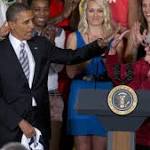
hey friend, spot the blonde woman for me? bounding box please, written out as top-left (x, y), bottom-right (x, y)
top-left (66, 0), bottom-right (113, 150)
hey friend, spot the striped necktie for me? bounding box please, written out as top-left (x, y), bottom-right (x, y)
top-left (19, 42), bottom-right (30, 81)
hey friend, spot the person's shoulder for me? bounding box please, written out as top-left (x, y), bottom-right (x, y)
top-left (55, 26), bottom-right (65, 36)
top-left (66, 32), bottom-right (77, 49)
top-left (0, 38), bottom-right (12, 56)
top-left (29, 35), bottom-right (50, 44)
top-left (46, 24), bottom-right (65, 37)
top-left (31, 35), bottom-right (47, 41)
top-left (67, 32), bottom-right (76, 41)
top-left (0, 37), bottom-right (9, 47)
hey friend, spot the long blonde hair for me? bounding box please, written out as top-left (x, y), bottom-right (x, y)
top-left (78, 0), bottom-right (112, 36)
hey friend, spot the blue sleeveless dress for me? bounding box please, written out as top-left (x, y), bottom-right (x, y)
top-left (67, 31), bottom-right (112, 136)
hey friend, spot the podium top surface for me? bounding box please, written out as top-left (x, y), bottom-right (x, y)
top-left (76, 89), bottom-right (150, 117)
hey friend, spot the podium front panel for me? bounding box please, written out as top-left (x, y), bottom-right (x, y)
top-left (76, 89), bottom-right (150, 131)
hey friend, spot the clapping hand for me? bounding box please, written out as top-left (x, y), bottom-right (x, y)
top-left (107, 0), bottom-right (117, 3)
top-left (41, 26), bottom-right (56, 45)
top-left (97, 27), bottom-right (120, 48)
top-left (97, 27), bottom-right (129, 50)
top-left (48, 0), bottom-right (80, 25)
top-left (144, 43), bottom-right (150, 64)
top-left (111, 29), bottom-right (129, 48)
top-left (63, 0), bottom-right (80, 18)
top-left (129, 21), bottom-right (147, 48)
top-left (108, 30), bottom-right (129, 55)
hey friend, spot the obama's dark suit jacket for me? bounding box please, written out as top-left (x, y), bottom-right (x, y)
top-left (0, 36), bottom-right (105, 148)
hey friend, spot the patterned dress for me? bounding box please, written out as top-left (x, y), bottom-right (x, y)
top-left (106, 53), bottom-right (150, 147)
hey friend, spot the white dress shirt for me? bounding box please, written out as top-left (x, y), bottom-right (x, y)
top-left (47, 29), bottom-right (65, 91)
top-left (9, 33), bottom-right (37, 106)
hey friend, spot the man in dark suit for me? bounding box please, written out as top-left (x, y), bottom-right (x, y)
top-left (0, 3), bottom-right (108, 149)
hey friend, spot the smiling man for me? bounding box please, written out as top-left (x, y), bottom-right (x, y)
top-left (0, 2), bottom-right (110, 149)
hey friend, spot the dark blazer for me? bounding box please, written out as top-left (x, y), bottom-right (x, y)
top-left (0, 36), bottom-right (105, 147)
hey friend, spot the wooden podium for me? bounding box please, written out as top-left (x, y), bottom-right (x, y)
top-left (107, 131), bottom-right (134, 150)
top-left (76, 88), bottom-right (150, 150)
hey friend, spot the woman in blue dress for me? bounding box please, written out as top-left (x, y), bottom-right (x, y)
top-left (66, 0), bottom-right (113, 149)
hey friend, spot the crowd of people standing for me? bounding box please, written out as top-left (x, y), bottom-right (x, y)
top-left (1, 0), bottom-right (150, 150)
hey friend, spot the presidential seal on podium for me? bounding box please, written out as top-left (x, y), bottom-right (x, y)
top-left (107, 85), bottom-right (138, 115)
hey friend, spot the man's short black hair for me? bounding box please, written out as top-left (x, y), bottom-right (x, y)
top-left (6, 3), bottom-right (31, 21)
